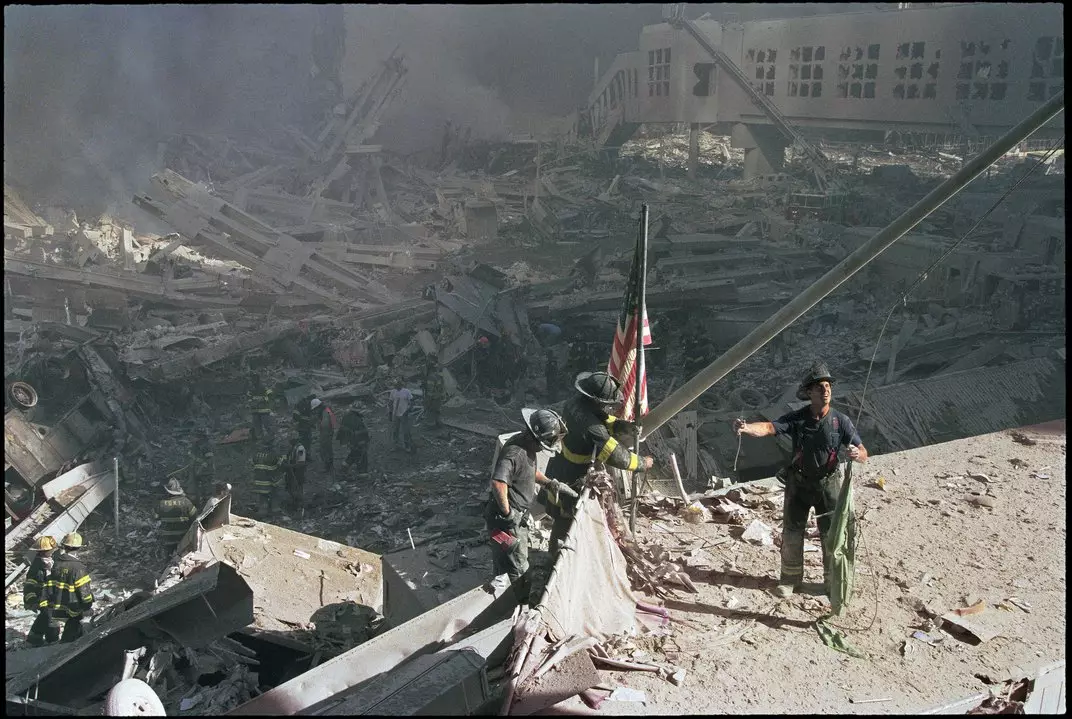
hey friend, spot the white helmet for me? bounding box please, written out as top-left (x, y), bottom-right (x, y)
top-left (310, 398), bottom-right (322, 410)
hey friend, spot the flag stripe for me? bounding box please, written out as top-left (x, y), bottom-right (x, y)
top-left (607, 230), bottom-right (652, 422)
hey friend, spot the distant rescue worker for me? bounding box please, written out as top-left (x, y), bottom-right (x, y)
top-left (422, 362), bottom-right (445, 428)
top-left (283, 432), bottom-right (308, 511)
top-left (338, 408), bottom-right (370, 475)
top-left (387, 380), bottom-right (415, 452)
top-left (733, 362), bottom-right (868, 599)
top-left (486, 408), bottom-right (572, 601)
top-left (311, 398), bottom-right (338, 473)
top-left (186, 429), bottom-right (216, 507)
top-left (681, 324), bottom-right (711, 376)
top-left (43, 532), bottom-right (94, 643)
top-left (293, 393), bottom-right (317, 464)
top-left (24, 535), bottom-right (58, 646)
top-left (543, 372), bottom-right (655, 553)
top-left (544, 349), bottom-right (559, 402)
top-left (250, 435), bottom-right (284, 516)
top-left (248, 373), bottom-right (273, 441)
top-left (155, 478), bottom-right (197, 553)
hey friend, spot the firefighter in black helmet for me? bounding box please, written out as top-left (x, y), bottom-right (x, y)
top-left (734, 361), bottom-right (868, 598)
top-left (543, 371), bottom-right (654, 553)
top-left (486, 407), bottom-right (572, 603)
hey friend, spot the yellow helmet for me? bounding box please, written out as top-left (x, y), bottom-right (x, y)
top-left (61, 532), bottom-right (84, 549)
top-left (31, 536), bottom-right (57, 552)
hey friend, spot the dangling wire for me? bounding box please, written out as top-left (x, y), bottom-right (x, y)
top-left (825, 136), bottom-right (1065, 634)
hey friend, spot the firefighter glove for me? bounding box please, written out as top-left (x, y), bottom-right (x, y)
top-left (546, 479), bottom-right (579, 500)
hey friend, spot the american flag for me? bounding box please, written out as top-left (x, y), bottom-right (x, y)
top-left (607, 233), bottom-right (652, 421)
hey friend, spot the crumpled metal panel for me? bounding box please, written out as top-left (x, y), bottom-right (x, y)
top-left (228, 585), bottom-right (515, 716)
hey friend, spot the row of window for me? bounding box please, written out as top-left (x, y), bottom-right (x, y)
top-left (642, 35), bottom-right (1061, 103)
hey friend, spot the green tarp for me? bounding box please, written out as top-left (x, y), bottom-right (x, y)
top-left (814, 461), bottom-right (863, 658)
top-left (826, 461), bottom-right (856, 616)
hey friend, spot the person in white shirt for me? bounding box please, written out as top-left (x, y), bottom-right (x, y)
top-left (388, 380), bottom-right (415, 452)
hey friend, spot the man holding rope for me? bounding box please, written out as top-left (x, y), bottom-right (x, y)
top-left (733, 362), bottom-right (868, 599)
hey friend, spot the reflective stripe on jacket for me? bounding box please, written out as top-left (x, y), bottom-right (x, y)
top-left (251, 451), bottom-right (282, 494)
top-left (23, 557), bottom-right (51, 610)
top-left (43, 552), bottom-right (93, 618)
top-left (248, 389), bottom-right (272, 414)
top-left (155, 496), bottom-right (196, 541)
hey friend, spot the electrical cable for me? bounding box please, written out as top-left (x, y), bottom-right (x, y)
top-left (824, 136), bottom-right (1064, 634)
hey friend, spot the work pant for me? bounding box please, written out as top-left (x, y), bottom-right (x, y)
top-left (424, 400), bottom-right (442, 427)
top-left (27, 610), bottom-right (56, 646)
top-left (254, 487), bottom-right (280, 516)
top-left (319, 434), bottom-right (334, 471)
top-left (50, 613), bottom-right (85, 644)
top-left (487, 519), bottom-right (530, 604)
top-left (345, 442), bottom-right (368, 474)
top-left (159, 532), bottom-right (186, 556)
top-left (286, 467), bottom-right (306, 509)
top-left (251, 412), bottom-right (271, 440)
top-left (390, 415), bottom-right (413, 451)
top-left (779, 466), bottom-right (844, 587)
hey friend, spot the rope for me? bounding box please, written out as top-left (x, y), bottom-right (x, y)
top-left (732, 432), bottom-right (742, 473)
top-left (824, 136), bottom-right (1064, 634)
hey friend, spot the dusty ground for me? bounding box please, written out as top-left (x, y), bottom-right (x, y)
top-left (548, 420), bottom-right (1066, 714)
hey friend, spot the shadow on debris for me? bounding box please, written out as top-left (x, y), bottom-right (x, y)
top-left (663, 597), bottom-right (815, 630)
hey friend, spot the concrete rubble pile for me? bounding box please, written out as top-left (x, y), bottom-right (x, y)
top-left (4, 50), bottom-right (1065, 715)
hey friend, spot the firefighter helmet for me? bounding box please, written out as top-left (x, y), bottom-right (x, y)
top-left (164, 478), bottom-right (184, 496)
top-left (521, 408), bottom-right (568, 452)
top-left (796, 362), bottom-right (836, 400)
top-left (61, 532), bottom-right (84, 549)
top-left (574, 371), bottom-right (624, 406)
top-left (31, 536), bottom-right (57, 552)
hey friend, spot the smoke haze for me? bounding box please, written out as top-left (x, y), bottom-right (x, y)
top-left (4, 3), bottom-right (871, 211)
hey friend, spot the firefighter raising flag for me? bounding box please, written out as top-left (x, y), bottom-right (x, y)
top-left (607, 222), bottom-right (652, 421)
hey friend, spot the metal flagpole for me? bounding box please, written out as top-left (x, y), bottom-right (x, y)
top-left (629, 205), bottom-right (650, 534)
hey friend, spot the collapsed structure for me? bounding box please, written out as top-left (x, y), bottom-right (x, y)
top-left (4, 3), bottom-right (1066, 715)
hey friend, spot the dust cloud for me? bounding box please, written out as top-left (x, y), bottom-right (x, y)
top-left (4, 4), bottom-right (867, 211)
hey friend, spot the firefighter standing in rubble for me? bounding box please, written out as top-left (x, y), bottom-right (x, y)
top-left (733, 362), bottom-right (868, 599)
top-left (311, 397), bottom-right (338, 474)
top-left (155, 478), bottom-right (197, 555)
top-left (283, 431), bottom-right (308, 511)
top-left (338, 407), bottom-right (370, 476)
top-left (248, 373), bottom-right (273, 441)
top-left (24, 535), bottom-right (58, 646)
top-left (422, 360), bottom-right (445, 429)
top-left (250, 435), bottom-right (284, 516)
top-left (42, 532), bottom-right (94, 643)
top-left (293, 393), bottom-right (317, 465)
top-left (543, 372), bottom-right (654, 554)
top-left (486, 408), bottom-right (573, 601)
top-left (186, 429), bottom-right (216, 508)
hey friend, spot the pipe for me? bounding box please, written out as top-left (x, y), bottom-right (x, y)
top-left (641, 90), bottom-right (1064, 438)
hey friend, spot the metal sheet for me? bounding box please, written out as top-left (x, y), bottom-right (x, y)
top-left (228, 585), bottom-right (515, 716)
top-left (304, 649), bottom-right (489, 715)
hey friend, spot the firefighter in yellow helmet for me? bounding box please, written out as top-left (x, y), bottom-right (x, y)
top-left (43, 532), bottom-right (95, 643)
top-left (24, 535), bottom-right (58, 646)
